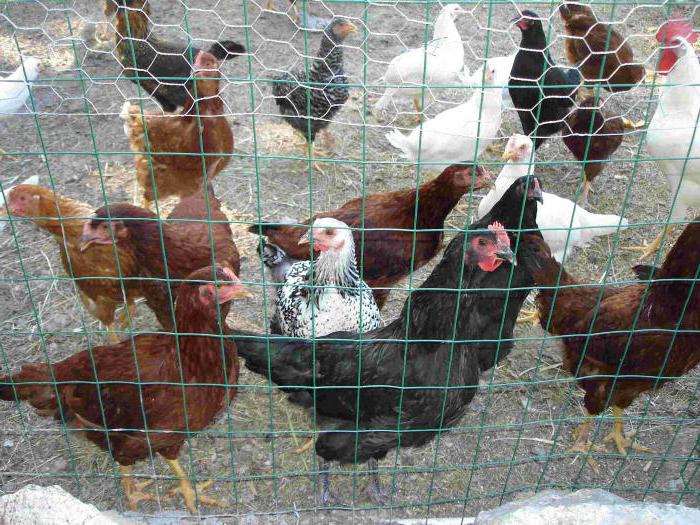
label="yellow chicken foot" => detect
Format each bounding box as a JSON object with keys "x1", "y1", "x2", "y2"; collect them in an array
[
  {"x1": 603, "y1": 407, "x2": 656, "y2": 456},
  {"x1": 293, "y1": 436, "x2": 314, "y2": 454},
  {"x1": 567, "y1": 412, "x2": 606, "y2": 474},
  {"x1": 576, "y1": 179, "x2": 592, "y2": 209},
  {"x1": 622, "y1": 117, "x2": 646, "y2": 130},
  {"x1": 265, "y1": 0, "x2": 276, "y2": 10},
  {"x1": 119, "y1": 465, "x2": 156, "y2": 510},
  {"x1": 622, "y1": 227, "x2": 667, "y2": 261},
  {"x1": 165, "y1": 459, "x2": 226, "y2": 514},
  {"x1": 517, "y1": 307, "x2": 540, "y2": 327}
]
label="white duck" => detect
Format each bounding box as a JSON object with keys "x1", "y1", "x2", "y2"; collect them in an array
[
  {"x1": 0, "y1": 57, "x2": 40, "y2": 115},
  {"x1": 478, "y1": 134, "x2": 629, "y2": 263},
  {"x1": 266, "y1": 217, "x2": 382, "y2": 339},
  {"x1": 374, "y1": 4, "x2": 466, "y2": 115},
  {"x1": 628, "y1": 21, "x2": 700, "y2": 260},
  {"x1": 385, "y1": 59, "x2": 502, "y2": 171}
]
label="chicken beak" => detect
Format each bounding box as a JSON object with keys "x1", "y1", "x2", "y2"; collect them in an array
[
  {"x1": 502, "y1": 150, "x2": 517, "y2": 162},
  {"x1": 217, "y1": 280, "x2": 253, "y2": 302},
  {"x1": 78, "y1": 231, "x2": 99, "y2": 252},
  {"x1": 345, "y1": 22, "x2": 358, "y2": 34},
  {"x1": 496, "y1": 246, "x2": 515, "y2": 265},
  {"x1": 298, "y1": 230, "x2": 311, "y2": 245}
]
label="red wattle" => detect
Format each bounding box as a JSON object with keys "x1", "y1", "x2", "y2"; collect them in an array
[{"x1": 658, "y1": 49, "x2": 678, "y2": 76}]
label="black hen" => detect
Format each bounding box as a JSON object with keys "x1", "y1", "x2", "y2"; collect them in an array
[
  {"x1": 509, "y1": 10, "x2": 580, "y2": 149},
  {"x1": 232, "y1": 175, "x2": 543, "y2": 503},
  {"x1": 272, "y1": 18, "x2": 357, "y2": 146},
  {"x1": 106, "y1": 0, "x2": 245, "y2": 112}
]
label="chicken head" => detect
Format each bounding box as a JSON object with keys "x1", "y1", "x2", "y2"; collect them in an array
[
  {"x1": 468, "y1": 221, "x2": 514, "y2": 272},
  {"x1": 656, "y1": 20, "x2": 698, "y2": 75}
]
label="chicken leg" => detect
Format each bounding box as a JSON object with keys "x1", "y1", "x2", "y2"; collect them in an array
[
  {"x1": 567, "y1": 409, "x2": 606, "y2": 473},
  {"x1": 165, "y1": 458, "x2": 226, "y2": 514},
  {"x1": 119, "y1": 465, "x2": 157, "y2": 510},
  {"x1": 603, "y1": 406, "x2": 656, "y2": 456},
  {"x1": 622, "y1": 225, "x2": 669, "y2": 261},
  {"x1": 364, "y1": 458, "x2": 388, "y2": 504},
  {"x1": 412, "y1": 96, "x2": 425, "y2": 122},
  {"x1": 576, "y1": 178, "x2": 592, "y2": 209}
]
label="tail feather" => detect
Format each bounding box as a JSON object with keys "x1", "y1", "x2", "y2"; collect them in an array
[
  {"x1": 231, "y1": 330, "x2": 315, "y2": 387},
  {"x1": 579, "y1": 213, "x2": 629, "y2": 243},
  {"x1": 207, "y1": 40, "x2": 246, "y2": 61},
  {"x1": 385, "y1": 129, "x2": 414, "y2": 160}
]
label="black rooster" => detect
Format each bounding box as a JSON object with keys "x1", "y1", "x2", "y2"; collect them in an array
[
  {"x1": 232, "y1": 175, "x2": 543, "y2": 504},
  {"x1": 105, "y1": 0, "x2": 245, "y2": 112},
  {"x1": 509, "y1": 10, "x2": 580, "y2": 149},
  {"x1": 272, "y1": 18, "x2": 357, "y2": 154}
]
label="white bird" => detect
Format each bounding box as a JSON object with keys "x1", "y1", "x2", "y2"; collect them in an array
[
  {"x1": 0, "y1": 57, "x2": 40, "y2": 115},
  {"x1": 374, "y1": 4, "x2": 466, "y2": 115},
  {"x1": 478, "y1": 134, "x2": 629, "y2": 263},
  {"x1": 385, "y1": 59, "x2": 502, "y2": 171},
  {"x1": 629, "y1": 23, "x2": 700, "y2": 260},
  {"x1": 261, "y1": 217, "x2": 382, "y2": 339},
  {"x1": 468, "y1": 53, "x2": 516, "y2": 110}
]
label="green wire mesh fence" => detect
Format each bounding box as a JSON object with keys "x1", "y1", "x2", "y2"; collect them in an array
[{"x1": 0, "y1": 0, "x2": 699, "y2": 521}]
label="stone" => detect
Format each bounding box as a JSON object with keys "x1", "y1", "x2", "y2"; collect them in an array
[
  {"x1": 473, "y1": 489, "x2": 700, "y2": 525},
  {"x1": 0, "y1": 484, "x2": 123, "y2": 524}
]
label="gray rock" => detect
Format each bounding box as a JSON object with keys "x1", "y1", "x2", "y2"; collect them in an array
[
  {"x1": 0, "y1": 484, "x2": 124, "y2": 524},
  {"x1": 473, "y1": 489, "x2": 700, "y2": 525}
]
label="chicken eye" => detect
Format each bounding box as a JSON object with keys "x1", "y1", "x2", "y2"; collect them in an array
[
  {"x1": 478, "y1": 238, "x2": 487, "y2": 246},
  {"x1": 325, "y1": 228, "x2": 333, "y2": 236}
]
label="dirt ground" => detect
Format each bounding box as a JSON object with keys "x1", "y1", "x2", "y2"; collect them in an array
[{"x1": 0, "y1": 1, "x2": 698, "y2": 523}]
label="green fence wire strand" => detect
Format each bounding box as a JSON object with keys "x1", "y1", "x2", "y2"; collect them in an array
[{"x1": 2, "y1": 0, "x2": 700, "y2": 518}]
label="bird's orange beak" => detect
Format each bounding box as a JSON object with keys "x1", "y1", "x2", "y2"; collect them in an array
[{"x1": 502, "y1": 149, "x2": 517, "y2": 162}]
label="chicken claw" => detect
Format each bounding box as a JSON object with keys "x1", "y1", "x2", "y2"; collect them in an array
[
  {"x1": 165, "y1": 459, "x2": 226, "y2": 513},
  {"x1": 364, "y1": 458, "x2": 388, "y2": 505},
  {"x1": 622, "y1": 229, "x2": 665, "y2": 261},
  {"x1": 567, "y1": 412, "x2": 606, "y2": 474},
  {"x1": 603, "y1": 407, "x2": 656, "y2": 456},
  {"x1": 119, "y1": 465, "x2": 157, "y2": 510}
]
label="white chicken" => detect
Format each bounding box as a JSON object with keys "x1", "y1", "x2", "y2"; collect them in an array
[
  {"x1": 468, "y1": 53, "x2": 516, "y2": 111},
  {"x1": 629, "y1": 21, "x2": 700, "y2": 260},
  {"x1": 261, "y1": 217, "x2": 382, "y2": 339},
  {"x1": 385, "y1": 59, "x2": 502, "y2": 171},
  {"x1": 374, "y1": 4, "x2": 466, "y2": 116},
  {"x1": 0, "y1": 57, "x2": 40, "y2": 115},
  {"x1": 478, "y1": 134, "x2": 629, "y2": 263}
]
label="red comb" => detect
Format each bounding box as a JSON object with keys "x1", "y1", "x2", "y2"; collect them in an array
[
  {"x1": 488, "y1": 221, "x2": 510, "y2": 247},
  {"x1": 656, "y1": 20, "x2": 698, "y2": 45}
]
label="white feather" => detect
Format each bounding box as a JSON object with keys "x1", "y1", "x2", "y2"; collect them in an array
[
  {"x1": 646, "y1": 38, "x2": 700, "y2": 221},
  {"x1": 478, "y1": 135, "x2": 628, "y2": 262},
  {"x1": 385, "y1": 60, "x2": 503, "y2": 171},
  {"x1": 0, "y1": 58, "x2": 40, "y2": 115},
  {"x1": 375, "y1": 5, "x2": 466, "y2": 111}
]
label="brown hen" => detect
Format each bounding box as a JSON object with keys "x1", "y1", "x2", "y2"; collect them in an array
[
  {"x1": 121, "y1": 50, "x2": 233, "y2": 208},
  {"x1": 518, "y1": 221, "x2": 700, "y2": 462},
  {"x1": 250, "y1": 164, "x2": 491, "y2": 308},
  {"x1": 80, "y1": 188, "x2": 241, "y2": 329},
  {"x1": 558, "y1": 2, "x2": 646, "y2": 93},
  {"x1": 4, "y1": 184, "x2": 142, "y2": 339},
  {"x1": 0, "y1": 265, "x2": 249, "y2": 513},
  {"x1": 561, "y1": 96, "x2": 624, "y2": 207}
]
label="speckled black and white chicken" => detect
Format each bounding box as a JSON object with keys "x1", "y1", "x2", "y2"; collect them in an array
[
  {"x1": 271, "y1": 18, "x2": 357, "y2": 153},
  {"x1": 261, "y1": 217, "x2": 381, "y2": 338}
]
